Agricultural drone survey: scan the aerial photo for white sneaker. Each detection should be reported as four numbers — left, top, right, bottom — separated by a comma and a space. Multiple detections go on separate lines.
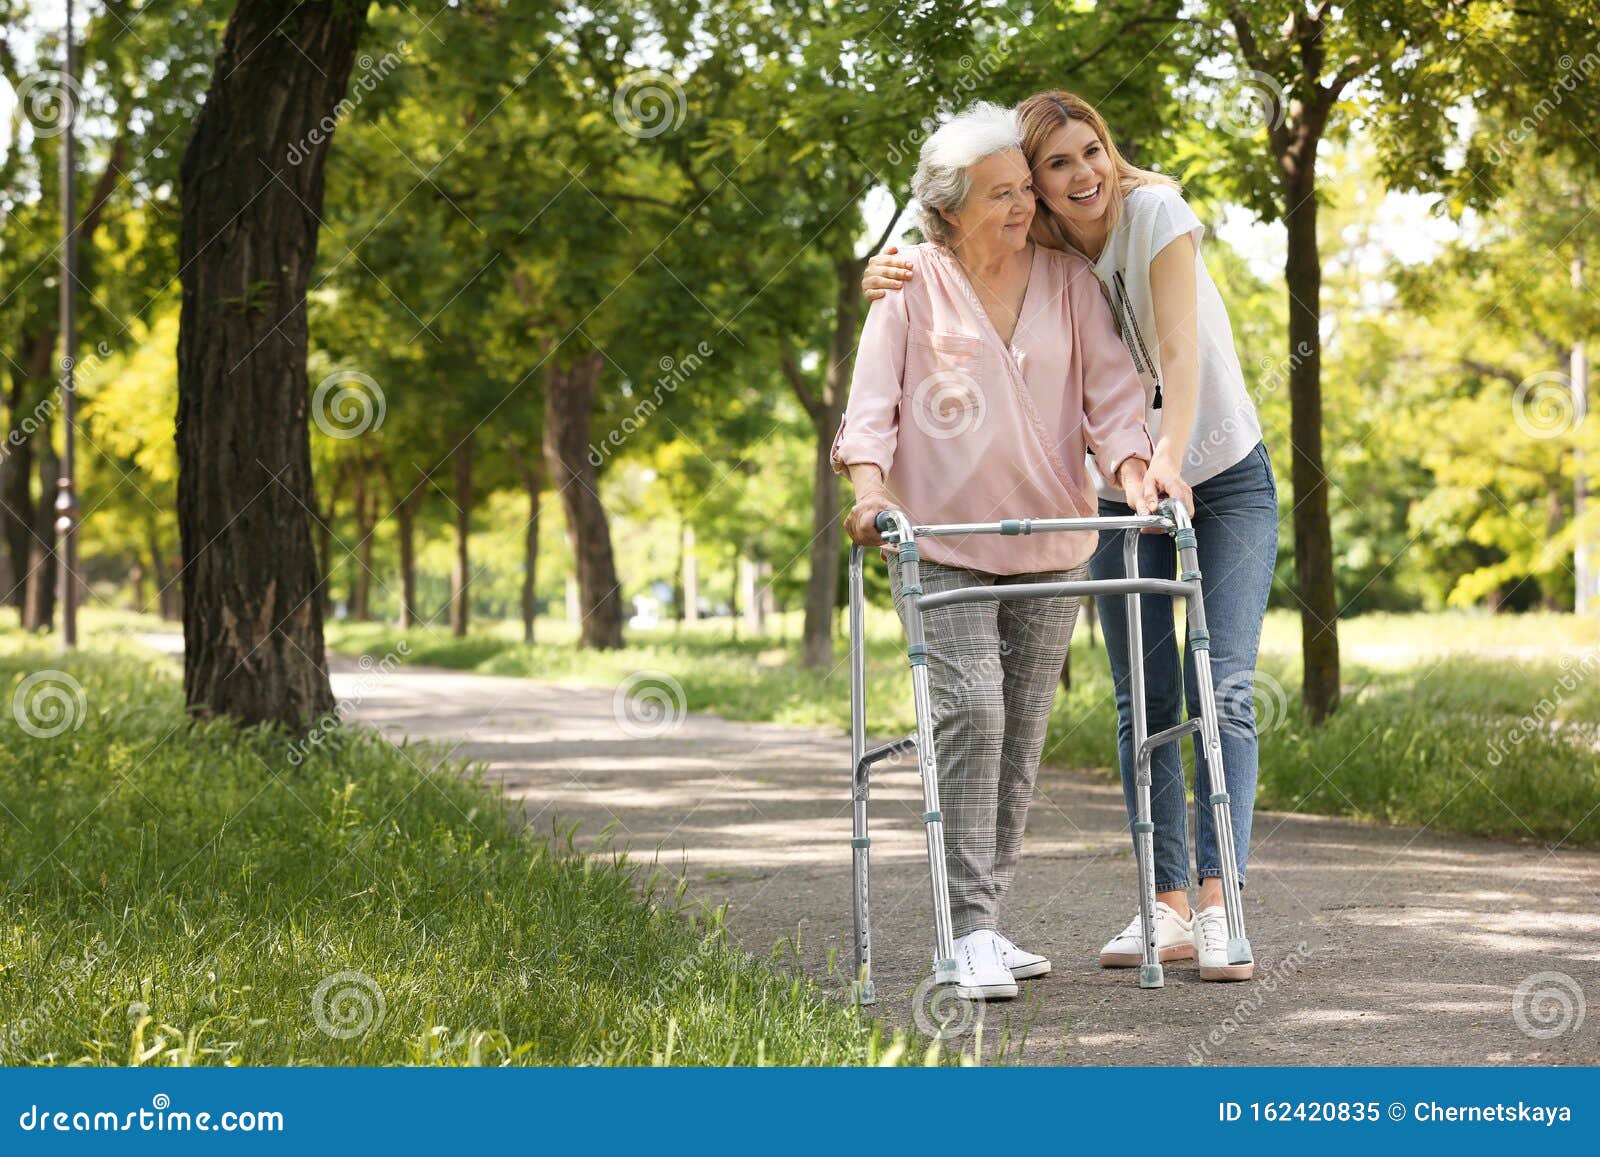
993, 932, 1051, 980
1098, 902, 1196, 968
952, 930, 1017, 1000
1194, 905, 1253, 981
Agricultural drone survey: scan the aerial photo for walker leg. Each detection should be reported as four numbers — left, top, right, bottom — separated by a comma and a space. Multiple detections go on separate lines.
1169, 505, 1252, 967
848, 545, 875, 1005
888, 532, 958, 984
1123, 529, 1163, 989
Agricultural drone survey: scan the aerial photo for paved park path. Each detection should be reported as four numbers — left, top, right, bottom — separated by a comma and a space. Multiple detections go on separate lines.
143, 635, 1600, 1064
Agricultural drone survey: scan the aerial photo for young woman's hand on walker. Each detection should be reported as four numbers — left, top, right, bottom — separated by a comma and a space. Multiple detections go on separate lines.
1140, 448, 1194, 532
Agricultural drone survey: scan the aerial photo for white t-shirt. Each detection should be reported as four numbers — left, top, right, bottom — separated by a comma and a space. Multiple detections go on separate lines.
1086, 183, 1262, 501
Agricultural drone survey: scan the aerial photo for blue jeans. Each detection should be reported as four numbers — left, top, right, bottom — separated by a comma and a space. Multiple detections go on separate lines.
1088, 440, 1278, 892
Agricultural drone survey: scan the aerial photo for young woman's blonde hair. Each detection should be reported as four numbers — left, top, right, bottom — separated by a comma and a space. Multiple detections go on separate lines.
1016, 90, 1179, 257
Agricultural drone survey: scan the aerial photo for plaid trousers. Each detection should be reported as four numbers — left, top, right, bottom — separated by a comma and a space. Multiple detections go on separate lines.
889, 555, 1088, 938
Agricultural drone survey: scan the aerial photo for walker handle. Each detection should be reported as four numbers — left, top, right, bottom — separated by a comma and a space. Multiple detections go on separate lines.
874, 511, 897, 533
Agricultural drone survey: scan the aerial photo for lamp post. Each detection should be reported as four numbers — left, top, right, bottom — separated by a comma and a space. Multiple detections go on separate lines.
56, 0, 80, 650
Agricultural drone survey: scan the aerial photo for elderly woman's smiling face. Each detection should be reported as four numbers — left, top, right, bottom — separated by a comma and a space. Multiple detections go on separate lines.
940, 147, 1035, 254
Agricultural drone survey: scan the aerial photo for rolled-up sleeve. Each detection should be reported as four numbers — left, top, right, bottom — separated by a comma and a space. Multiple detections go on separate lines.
830, 287, 908, 477
1070, 265, 1153, 489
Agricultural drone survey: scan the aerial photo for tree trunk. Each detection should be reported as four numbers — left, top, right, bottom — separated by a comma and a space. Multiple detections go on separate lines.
450, 432, 474, 637
3, 334, 53, 618
0, 434, 30, 617
800, 260, 863, 668
315, 470, 339, 618
174, 0, 365, 729
145, 525, 164, 615
22, 440, 58, 632
507, 441, 544, 645
350, 471, 373, 620
1572, 249, 1589, 612
1283, 173, 1340, 723
682, 523, 698, 623
1545, 478, 1565, 611
3, 136, 127, 618
671, 516, 686, 625
543, 352, 624, 649
395, 486, 419, 630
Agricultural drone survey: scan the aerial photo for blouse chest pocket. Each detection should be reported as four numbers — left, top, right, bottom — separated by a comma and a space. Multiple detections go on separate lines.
904, 328, 986, 438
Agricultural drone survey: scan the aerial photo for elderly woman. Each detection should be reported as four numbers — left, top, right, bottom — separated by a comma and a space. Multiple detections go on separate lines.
830, 102, 1154, 1001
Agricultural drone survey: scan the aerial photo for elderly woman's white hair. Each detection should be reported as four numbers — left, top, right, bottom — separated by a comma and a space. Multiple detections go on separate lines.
912, 101, 1025, 246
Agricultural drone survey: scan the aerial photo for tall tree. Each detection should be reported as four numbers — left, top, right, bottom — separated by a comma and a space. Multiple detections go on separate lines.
1185, 0, 1600, 720
175, 0, 368, 728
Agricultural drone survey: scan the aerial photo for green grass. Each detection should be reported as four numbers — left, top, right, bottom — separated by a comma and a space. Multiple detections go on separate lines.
321, 612, 1600, 848
0, 635, 955, 1066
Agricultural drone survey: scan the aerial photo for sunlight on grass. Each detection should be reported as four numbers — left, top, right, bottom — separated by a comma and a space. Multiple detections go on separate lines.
0, 633, 961, 1067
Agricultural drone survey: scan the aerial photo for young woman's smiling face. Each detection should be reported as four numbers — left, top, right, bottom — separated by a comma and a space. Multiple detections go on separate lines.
1033, 117, 1114, 226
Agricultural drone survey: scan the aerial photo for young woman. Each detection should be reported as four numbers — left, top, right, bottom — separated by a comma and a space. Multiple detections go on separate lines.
863, 91, 1278, 981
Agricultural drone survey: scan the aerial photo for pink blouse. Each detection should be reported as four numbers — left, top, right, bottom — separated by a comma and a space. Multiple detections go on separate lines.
830, 242, 1153, 574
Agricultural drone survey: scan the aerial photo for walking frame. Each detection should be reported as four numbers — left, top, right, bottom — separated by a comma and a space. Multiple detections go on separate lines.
847, 499, 1252, 1003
